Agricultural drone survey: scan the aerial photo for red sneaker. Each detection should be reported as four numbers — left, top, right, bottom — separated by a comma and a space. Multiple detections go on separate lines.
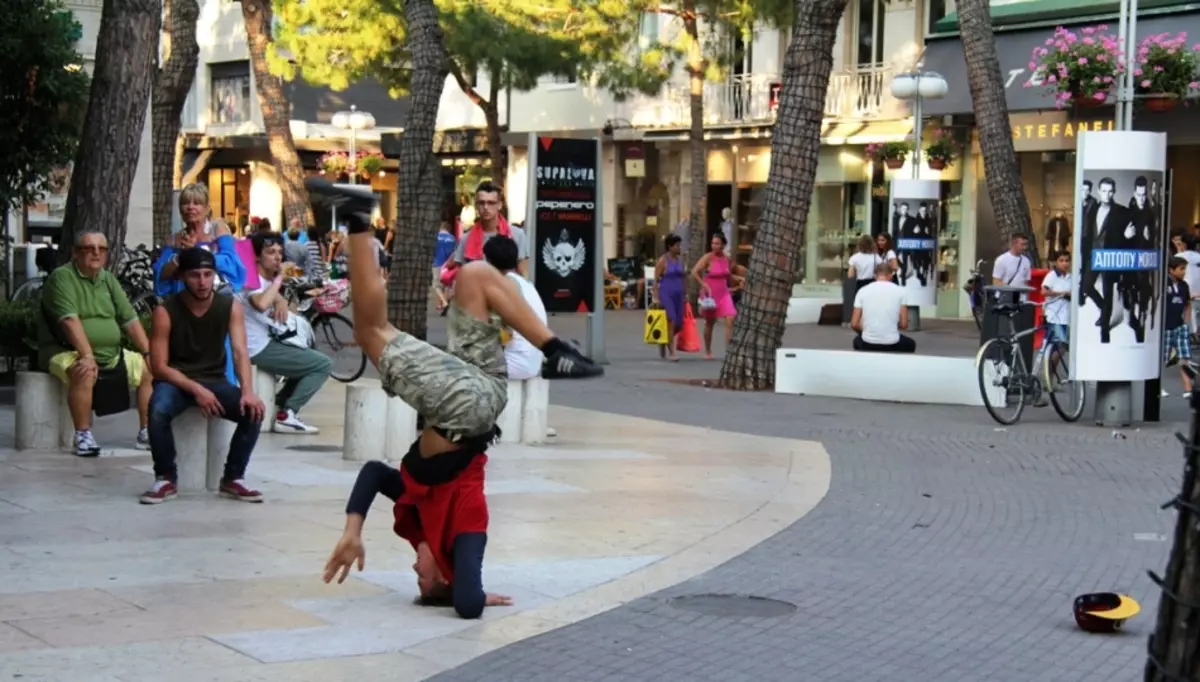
219, 479, 263, 503
139, 480, 178, 505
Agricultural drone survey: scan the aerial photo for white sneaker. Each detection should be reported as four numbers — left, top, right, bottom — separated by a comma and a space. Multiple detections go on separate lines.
272, 409, 319, 434
135, 427, 150, 451
74, 430, 100, 457
546, 427, 557, 438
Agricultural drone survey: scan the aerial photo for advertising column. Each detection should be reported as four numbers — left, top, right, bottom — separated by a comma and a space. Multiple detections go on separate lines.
1071, 131, 1167, 422
888, 179, 941, 309
530, 137, 600, 314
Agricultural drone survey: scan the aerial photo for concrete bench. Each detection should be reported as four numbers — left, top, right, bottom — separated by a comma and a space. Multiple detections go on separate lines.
497, 377, 549, 445
173, 409, 237, 493
774, 348, 1002, 407
251, 368, 278, 432
14, 371, 72, 450
343, 379, 418, 462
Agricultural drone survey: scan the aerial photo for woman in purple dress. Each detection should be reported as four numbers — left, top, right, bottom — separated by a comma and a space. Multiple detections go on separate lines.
653, 234, 686, 361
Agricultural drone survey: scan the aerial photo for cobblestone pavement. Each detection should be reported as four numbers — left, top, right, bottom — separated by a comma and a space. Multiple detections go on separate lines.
429, 311, 1185, 682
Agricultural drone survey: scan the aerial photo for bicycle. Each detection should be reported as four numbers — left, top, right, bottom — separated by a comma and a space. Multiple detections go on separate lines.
281, 277, 366, 383
963, 259, 987, 331
976, 299, 1087, 425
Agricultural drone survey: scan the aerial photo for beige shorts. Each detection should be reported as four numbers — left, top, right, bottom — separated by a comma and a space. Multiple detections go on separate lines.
377, 304, 508, 438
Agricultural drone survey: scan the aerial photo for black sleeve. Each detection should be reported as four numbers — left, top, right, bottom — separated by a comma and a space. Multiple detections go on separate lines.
345, 461, 405, 518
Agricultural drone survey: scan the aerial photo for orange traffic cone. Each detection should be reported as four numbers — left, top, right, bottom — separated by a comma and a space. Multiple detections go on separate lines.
676, 302, 701, 353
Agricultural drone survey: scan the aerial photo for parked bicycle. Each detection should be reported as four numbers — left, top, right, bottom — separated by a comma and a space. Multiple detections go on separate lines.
281, 277, 366, 383
963, 259, 987, 331
976, 298, 1086, 425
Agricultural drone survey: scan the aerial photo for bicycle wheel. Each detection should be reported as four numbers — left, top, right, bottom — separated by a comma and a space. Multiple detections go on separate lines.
312, 312, 366, 383
129, 291, 160, 321
10, 277, 44, 303
1043, 340, 1086, 422
977, 338, 1027, 425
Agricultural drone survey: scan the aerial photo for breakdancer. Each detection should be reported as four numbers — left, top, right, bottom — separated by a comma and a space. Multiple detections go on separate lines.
309, 179, 602, 618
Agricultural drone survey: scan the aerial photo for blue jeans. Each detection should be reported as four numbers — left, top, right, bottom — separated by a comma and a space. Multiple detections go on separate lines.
148, 381, 260, 484
1045, 323, 1069, 345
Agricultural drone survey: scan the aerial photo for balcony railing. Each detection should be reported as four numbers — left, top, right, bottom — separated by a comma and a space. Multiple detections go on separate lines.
620, 66, 894, 129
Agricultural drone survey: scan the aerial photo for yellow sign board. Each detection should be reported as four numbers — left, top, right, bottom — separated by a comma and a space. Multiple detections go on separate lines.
1009, 114, 1115, 152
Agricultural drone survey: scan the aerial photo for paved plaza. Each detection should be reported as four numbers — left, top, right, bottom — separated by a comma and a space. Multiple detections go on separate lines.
0, 311, 1190, 681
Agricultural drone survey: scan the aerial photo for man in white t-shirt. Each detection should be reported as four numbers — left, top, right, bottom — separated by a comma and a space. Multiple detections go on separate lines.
238, 233, 332, 434
1172, 232, 1200, 329
991, 233, 1032, 296
851, 262, 915, 353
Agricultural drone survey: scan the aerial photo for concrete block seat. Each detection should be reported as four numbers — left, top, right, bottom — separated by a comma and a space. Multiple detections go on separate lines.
498, 377, 550, 445
774, 348, 1001, 407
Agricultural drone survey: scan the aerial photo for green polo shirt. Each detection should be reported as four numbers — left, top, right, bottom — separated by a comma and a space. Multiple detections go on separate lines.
37, 265, 137, 368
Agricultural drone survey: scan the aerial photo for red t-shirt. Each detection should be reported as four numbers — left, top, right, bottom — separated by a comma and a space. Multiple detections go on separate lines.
392, 454, 489, 583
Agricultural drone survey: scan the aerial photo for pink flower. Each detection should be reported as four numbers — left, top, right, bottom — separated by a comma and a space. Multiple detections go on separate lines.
1191, 81, 1200, 89
1141, 79, 1152, 87
1046, 38, 1055, 46
1093, 76, 1102, 83
1099, 24, 1109, 31
1094, 91, 1106, 101
1134, 68, 1143, 76
1029, 61, 1038, 70
1155, 65, 1164, 72
1097, 54, 1108, 62
1083, 37, 1095, 45
1193, 44, 1200, 51
1104, 75, 1114, 83
1048, 74, 1058, 84
1083, 27, 1096, 35
1078, 57, 1089, 65
1038, 48, 1049, 56
1023, 81, 1033, 88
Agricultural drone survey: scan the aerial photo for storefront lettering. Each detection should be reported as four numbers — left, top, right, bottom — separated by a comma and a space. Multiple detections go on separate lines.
1011, 119, 1115, 142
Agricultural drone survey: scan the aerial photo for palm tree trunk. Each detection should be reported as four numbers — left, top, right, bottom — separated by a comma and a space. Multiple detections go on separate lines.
718, 0, 848, 390
484, 73, 505, 188
242, 0, 313, 227
150, 0, 198, 247
59, 0, 160, 265
385, 0, 448, 338
957, 0, 1034, 259
683, 1, 706, 299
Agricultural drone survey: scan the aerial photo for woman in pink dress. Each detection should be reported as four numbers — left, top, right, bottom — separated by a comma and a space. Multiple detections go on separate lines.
691, 232, 747, 359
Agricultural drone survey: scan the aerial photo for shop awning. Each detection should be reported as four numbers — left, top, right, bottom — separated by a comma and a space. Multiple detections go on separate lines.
922, 11, 1200, 116
820, 120, 913, 145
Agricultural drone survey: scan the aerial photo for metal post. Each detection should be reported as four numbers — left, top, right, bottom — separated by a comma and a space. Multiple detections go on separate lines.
347, 127, 358, 186
587, 138, 607, 363
1115, 0, 1128, 130
1094, 381, 1134, 427
907, 84, 923, 330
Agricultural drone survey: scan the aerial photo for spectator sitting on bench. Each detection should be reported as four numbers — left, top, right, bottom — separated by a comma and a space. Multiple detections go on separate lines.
851, 262, 916, 354
38, 229, 154, 456
239, 232, 331, 434
140, 248, 266, 505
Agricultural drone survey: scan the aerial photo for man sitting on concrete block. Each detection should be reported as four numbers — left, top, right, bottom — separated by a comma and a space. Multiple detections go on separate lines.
140, 248, 266, 505
38, 229, 154, 456
851, 262, 917, 354
238, 231, 331, 434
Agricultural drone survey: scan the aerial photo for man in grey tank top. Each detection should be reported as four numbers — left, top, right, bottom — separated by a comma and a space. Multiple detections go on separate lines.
139, 248, 267, 505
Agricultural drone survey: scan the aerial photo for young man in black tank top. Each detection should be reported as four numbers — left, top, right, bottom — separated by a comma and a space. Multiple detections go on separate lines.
305, 178, 602, 618
140, 248, 267, 505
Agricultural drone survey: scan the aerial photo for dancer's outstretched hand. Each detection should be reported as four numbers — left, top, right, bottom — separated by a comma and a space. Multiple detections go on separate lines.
323, 533, 365, 584
485, 592, 513, 607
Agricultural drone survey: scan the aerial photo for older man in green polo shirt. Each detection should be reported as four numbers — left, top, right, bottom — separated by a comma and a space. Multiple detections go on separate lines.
38, 229, 153, 456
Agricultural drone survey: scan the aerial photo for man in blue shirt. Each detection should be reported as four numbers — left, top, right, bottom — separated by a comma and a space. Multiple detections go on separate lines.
432, 222, 458, 311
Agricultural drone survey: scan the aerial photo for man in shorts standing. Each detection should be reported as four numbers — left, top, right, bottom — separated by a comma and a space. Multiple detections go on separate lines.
306, 178, 601, 618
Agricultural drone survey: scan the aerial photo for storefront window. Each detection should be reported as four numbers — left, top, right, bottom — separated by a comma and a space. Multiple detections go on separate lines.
936, 181, 963, 318
206, 167, 250, 231
802, 183, 868, 285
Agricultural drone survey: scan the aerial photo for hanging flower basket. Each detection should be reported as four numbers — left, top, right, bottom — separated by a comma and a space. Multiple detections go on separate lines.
923, 128, 958, 172
1028, 25, 1125, 109
358, 152, 385, 177
1133, 32, 1200, 111
319, 151, 351, 176
927, 158, 947, 171
866, 140, 912, 170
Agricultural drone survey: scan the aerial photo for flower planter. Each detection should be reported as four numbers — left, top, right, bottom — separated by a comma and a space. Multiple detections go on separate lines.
927, 158, 947, 171
884, 158, 905, 170
1073, 93, 1107, 109
1144, 96, 1178, 113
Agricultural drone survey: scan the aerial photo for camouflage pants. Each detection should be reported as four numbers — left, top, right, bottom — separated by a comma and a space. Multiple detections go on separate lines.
377, 305, 508, 438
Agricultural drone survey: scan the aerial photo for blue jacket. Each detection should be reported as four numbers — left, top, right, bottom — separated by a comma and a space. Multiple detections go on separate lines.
152, 235, 247, 385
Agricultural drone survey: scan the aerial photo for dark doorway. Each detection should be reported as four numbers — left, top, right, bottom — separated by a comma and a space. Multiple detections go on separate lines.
707, 184, 732, 242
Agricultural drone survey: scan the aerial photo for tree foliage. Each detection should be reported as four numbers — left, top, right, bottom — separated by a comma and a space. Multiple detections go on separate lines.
0, 0, 90, 212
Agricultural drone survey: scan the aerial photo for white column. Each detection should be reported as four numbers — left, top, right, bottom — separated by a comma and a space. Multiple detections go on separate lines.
58, 387, 74, 450
174, 409, 211, 493
15, 372, 63, 451
343, 380, 388, 462
520, 378, 549, 445
497, 380, 524, 444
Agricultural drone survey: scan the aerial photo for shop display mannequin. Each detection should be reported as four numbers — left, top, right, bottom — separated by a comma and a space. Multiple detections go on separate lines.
1046, 211, 1070, 258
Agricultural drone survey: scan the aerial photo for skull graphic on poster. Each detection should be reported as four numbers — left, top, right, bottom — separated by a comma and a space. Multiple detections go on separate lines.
541, 229, 587, 278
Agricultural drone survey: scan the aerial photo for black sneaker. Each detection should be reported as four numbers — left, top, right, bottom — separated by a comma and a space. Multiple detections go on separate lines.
542, 341, 604, 379
304, 177, 378, 230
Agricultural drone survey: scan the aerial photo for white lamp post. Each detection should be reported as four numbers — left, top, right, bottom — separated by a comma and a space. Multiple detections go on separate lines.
889, 71, 949, 177
331, 105, 377, 185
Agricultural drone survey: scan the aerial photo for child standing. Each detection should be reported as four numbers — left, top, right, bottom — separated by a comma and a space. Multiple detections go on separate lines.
1041, 251, 1072, 345
1165, 256, 1192, 398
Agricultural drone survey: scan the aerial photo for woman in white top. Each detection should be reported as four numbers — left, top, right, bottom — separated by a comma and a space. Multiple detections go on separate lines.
875, 233, 900, 282
847, 235, 883, 294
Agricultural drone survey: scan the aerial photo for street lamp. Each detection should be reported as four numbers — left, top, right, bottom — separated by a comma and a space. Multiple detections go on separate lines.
890, 71, 949, 178
331, 105, 376, 185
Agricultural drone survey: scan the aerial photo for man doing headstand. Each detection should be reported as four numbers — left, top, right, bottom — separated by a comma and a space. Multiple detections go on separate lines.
308, 179, 602, 618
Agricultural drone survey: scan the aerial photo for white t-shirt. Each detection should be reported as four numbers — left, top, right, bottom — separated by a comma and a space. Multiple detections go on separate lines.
1180, 250, 1200, 295
848, 252, 882, 281
992, 251, 1032, 288
854, 280, 905, 345
504, 272, 547, 380
237, 282, 277, 357
1041, 270, 1071, 325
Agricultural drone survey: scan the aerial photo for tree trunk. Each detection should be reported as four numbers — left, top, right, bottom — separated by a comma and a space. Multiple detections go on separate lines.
957, 0, 1034, 260
385, 0, 448, 338
683, 2, 706, 299
59, 0, 160, 265
242, 0, 313, 227
150, 0, 199, 247
718, 0, 847, 390
1145, 403, 1200, 681
484, 73, 505, 188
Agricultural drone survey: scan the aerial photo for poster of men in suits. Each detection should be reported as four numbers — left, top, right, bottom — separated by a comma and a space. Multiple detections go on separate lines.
1071, 130, 1167, 382
888, 179, 941, 307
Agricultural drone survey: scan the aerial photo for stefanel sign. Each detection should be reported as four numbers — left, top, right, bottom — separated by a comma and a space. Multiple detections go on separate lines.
1009, 112, 1115, 152
532, 137, 600, 313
